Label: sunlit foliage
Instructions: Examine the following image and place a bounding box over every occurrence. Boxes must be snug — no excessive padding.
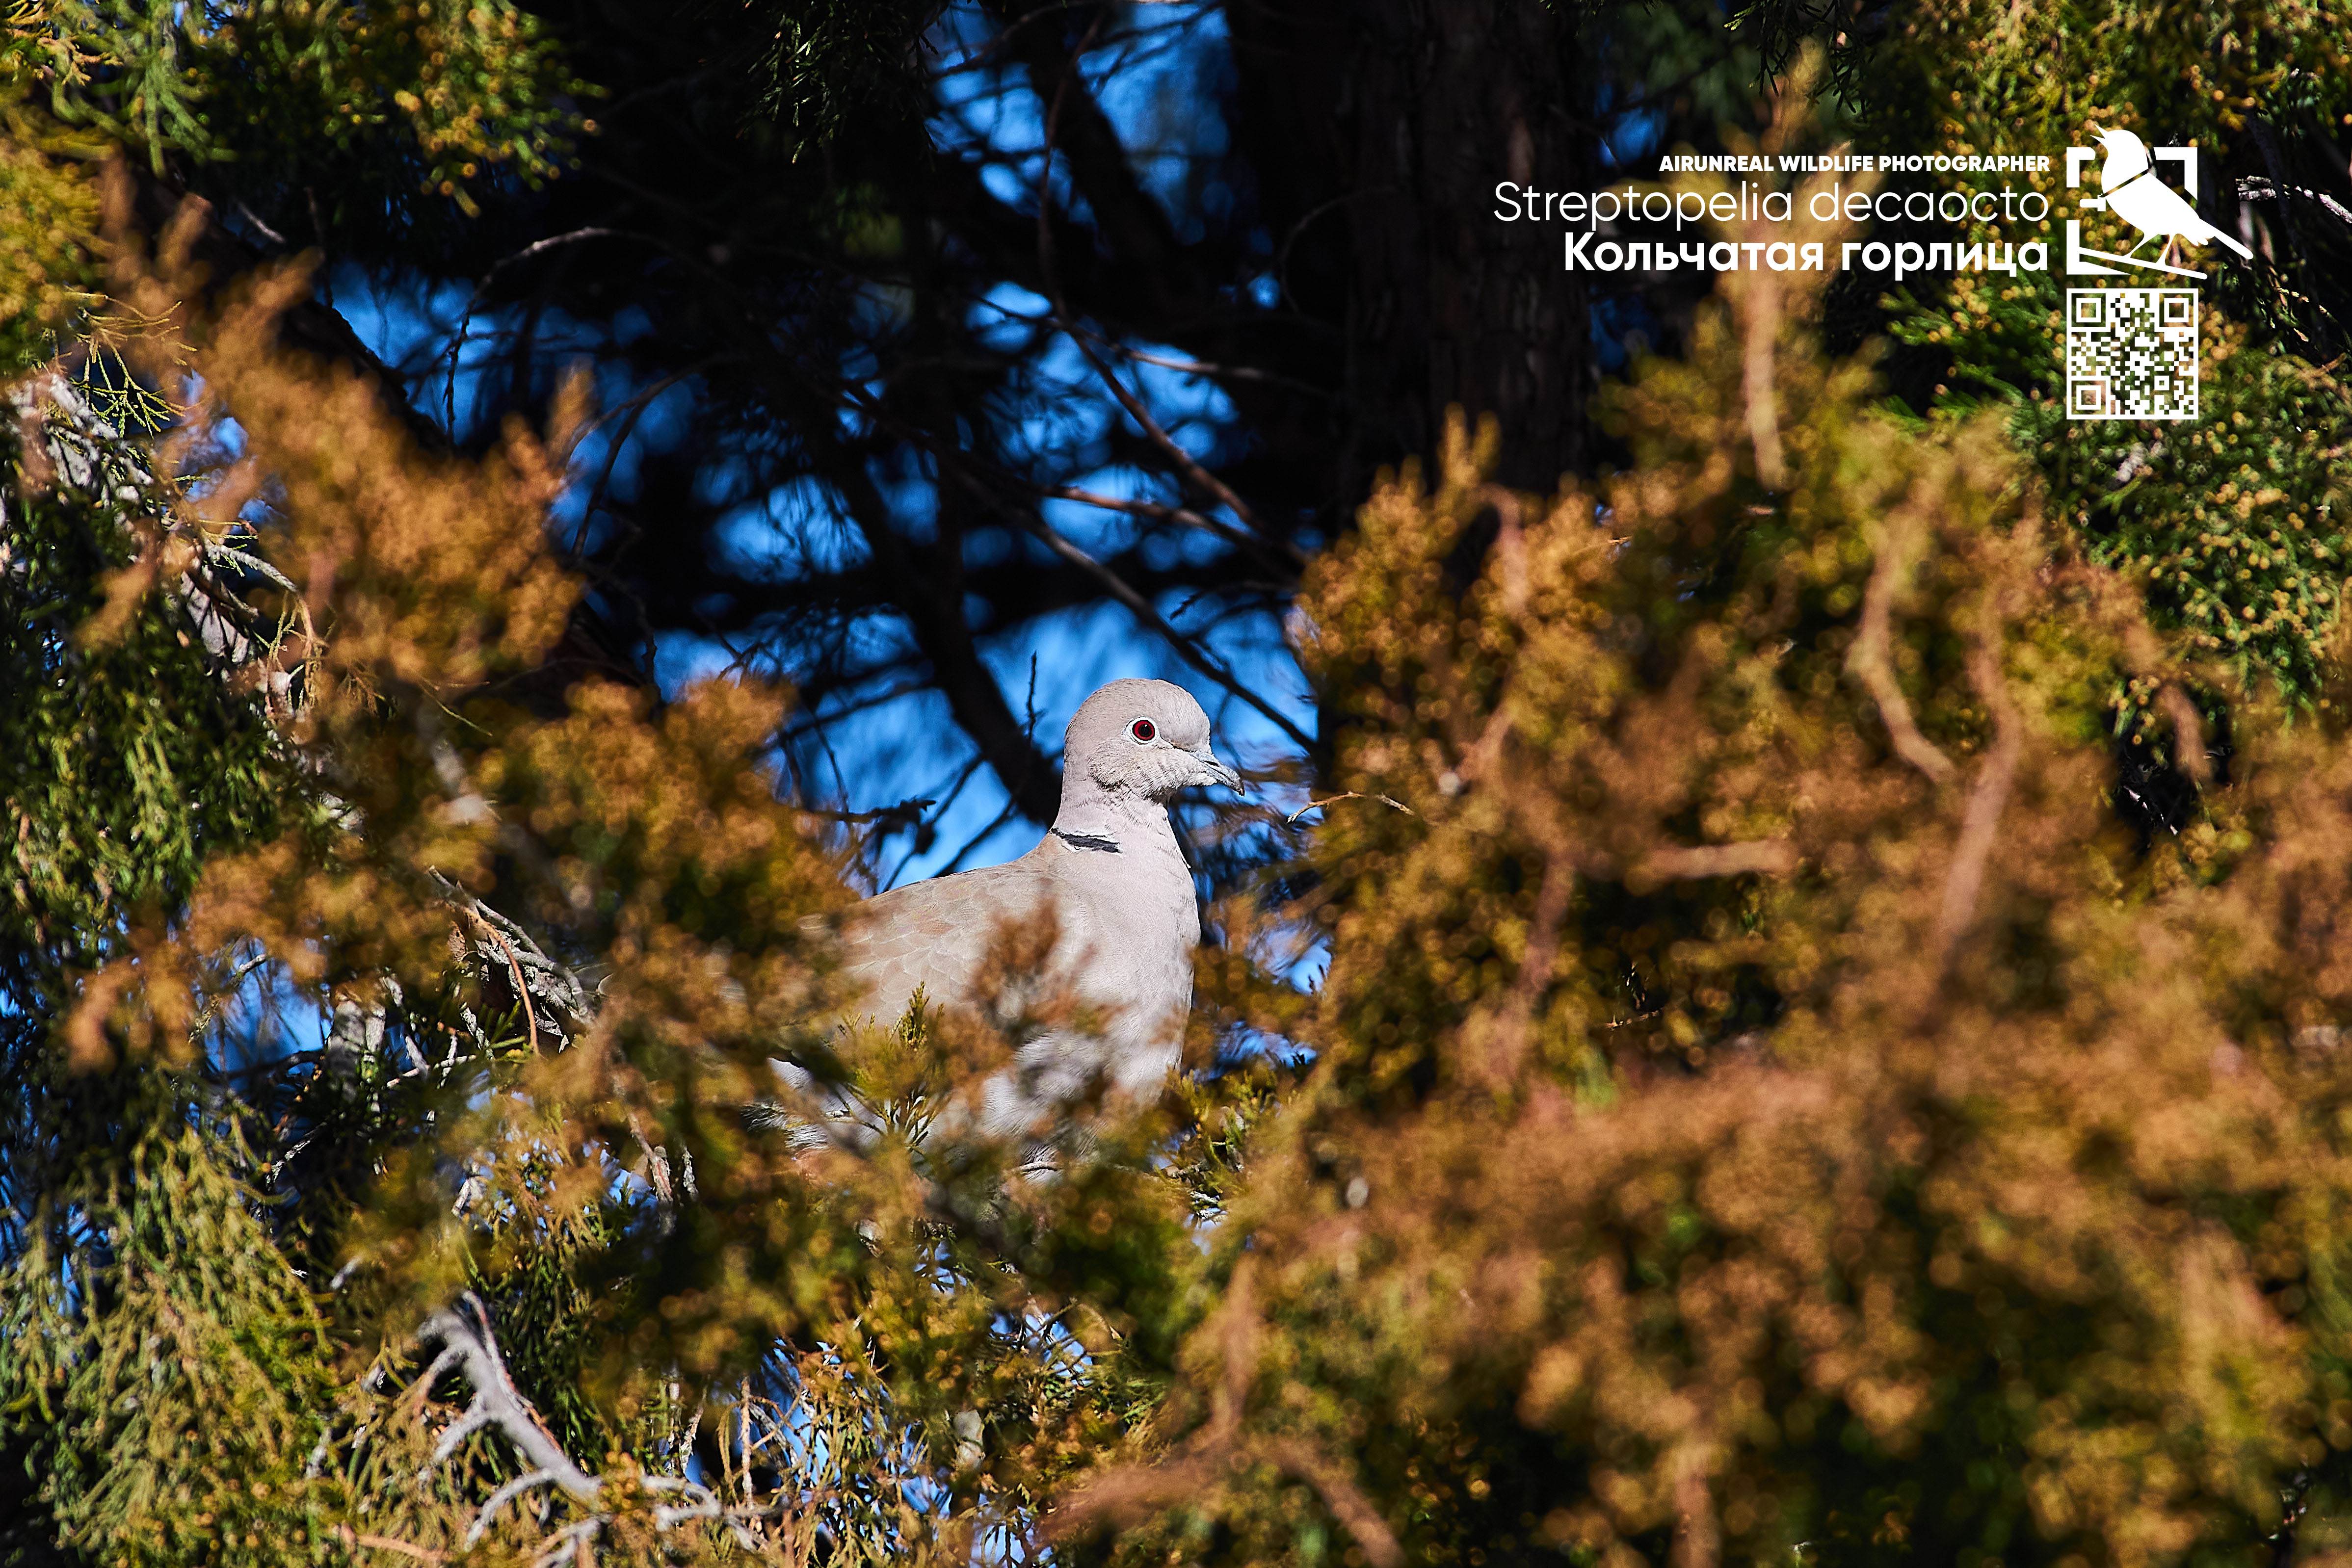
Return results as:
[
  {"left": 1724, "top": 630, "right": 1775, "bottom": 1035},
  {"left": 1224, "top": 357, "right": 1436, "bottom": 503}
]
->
[
  {"left": 7, "top": 1, "right": 2352, "bottom": 1566},
  {"left": 1064, "top": 161, "right": 2352, "bottom": 1568}
]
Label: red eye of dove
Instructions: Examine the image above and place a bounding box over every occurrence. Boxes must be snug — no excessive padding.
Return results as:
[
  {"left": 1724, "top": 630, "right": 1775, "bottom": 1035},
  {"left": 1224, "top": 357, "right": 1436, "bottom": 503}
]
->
[{"left": 1130, "top": 718, "right": 1156, "bottom": 743}]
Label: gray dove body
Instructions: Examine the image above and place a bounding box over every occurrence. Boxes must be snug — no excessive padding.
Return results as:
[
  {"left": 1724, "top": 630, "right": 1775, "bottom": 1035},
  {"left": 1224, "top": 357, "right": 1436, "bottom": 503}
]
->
[{"left": 799, "top": 679, "right": 1237, "bottom": 1143}]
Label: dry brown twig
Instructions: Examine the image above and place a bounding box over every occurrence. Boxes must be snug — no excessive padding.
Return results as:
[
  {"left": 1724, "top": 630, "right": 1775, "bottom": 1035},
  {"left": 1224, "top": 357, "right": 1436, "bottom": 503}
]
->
[
  {"left": 1482, "top": 484, "right": 1532, "bottom": 620},
  {"left": 1848, "top": 498, "right": 1958, "bottom": 785},
  {"left": 1633, "top": 839, "right": 1799, "bottom": 884},
  {"left": 1286, "top": 791, "right": 1416, "bottom": 825},
  {"left": 1669, "top": 1435, "right": 1721, "bottom": 1568},
  {"left": 2156, "top": 681, "right": 2213, "bottom": 785},
  {"left": 336, "top": 1527, "right": 448, "bottom": 1564},
  {"left": 462, "top": 910, "right": 541, "bottom": 1055},
  {"left": 1933, "top": 635, "right": 2023, "bottom": 966},
  {"left": 1741, "top": 266, "right": 1788, "bottom": 490}
]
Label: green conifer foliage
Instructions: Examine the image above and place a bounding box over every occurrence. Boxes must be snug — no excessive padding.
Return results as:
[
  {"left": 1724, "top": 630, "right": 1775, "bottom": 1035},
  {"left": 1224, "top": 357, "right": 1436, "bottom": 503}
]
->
[
  {"left": 4, "top": 1105, "right": 339, "bottom": 1568},
  {"left": 10, "top": 6, "right": 2352, "bottom": 1567},
  {"left": 1887, "top": 246, "right": 2352, "bottom": 745},
  {"left": 0, "top": 138, "right": 96, "bottom": 373},
  {"left": 0, "top": 376, "right": 288, "bottom": 1007},
  {"left": 1869, "top": 0, "right": 2352, "bottom": 736},
  {"left": 5, "top": 184, "right": 1202, "bottom": 1562},
  {"left": 4, "top": 0, "right": 583, "bottom": 200},
  {"left": 0, "top": 239, "right": 320, "bottom": 1568}
]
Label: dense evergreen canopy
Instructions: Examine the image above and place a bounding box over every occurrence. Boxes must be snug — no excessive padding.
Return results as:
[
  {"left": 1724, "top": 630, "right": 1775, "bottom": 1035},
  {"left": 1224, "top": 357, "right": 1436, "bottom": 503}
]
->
[{"left": 8, "top": 1, "right": 2352, "bottom": 1565}]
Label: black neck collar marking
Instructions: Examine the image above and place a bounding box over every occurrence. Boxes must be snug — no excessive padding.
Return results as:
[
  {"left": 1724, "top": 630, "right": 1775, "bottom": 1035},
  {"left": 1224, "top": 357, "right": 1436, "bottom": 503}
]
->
[{"left": 1053, "top": 829, "right": 1121, "bottom": 853}]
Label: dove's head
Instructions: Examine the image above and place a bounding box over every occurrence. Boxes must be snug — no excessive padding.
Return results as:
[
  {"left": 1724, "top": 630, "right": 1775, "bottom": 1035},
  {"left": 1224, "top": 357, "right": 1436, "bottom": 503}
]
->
[{"left": 1062, "top": 678, "right": 1241, "bottom": 805}]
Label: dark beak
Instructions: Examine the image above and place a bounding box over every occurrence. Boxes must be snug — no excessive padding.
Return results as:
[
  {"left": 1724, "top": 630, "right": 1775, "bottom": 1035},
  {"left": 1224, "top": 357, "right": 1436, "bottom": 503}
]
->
[{"left": 1192, "top": 750, "right": 1242, "bottom": 791}]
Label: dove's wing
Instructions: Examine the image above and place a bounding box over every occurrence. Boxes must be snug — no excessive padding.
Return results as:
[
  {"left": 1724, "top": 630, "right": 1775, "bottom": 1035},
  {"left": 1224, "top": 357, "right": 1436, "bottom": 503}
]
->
[
  {"left": 764, "top": 857, "right": 1061, "bottom": 1149},
  {"left": 810, "top": 835, "right": 1198, "bottom": 1142},
  {"left": 833, "top": 856, "right": 1059, "bottom": 1027}
]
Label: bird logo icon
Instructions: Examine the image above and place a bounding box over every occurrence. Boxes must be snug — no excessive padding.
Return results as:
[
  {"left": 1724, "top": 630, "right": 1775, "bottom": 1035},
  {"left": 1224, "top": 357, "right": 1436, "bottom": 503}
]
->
[{"left": 2086, "top": 125, "right": 2252, "bottom": 268}]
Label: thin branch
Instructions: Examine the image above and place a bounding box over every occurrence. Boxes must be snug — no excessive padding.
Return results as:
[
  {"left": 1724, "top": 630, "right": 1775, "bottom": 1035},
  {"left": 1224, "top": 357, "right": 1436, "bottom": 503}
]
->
[
  {"left": 232, "top": 197, "right": 288, "bottom": 247},
  {"left": 1272, "top": 187, "right": 1388, "bottom": 314},
  {"left": 642, "top": 1476, "right": 762, "bottom": 1550},
  {"left": 1633, "top": 839, "right": 1798, "bottom": 884},
  {"left": 813, "top": 435, "right": 1065, "bottom": 823},
  {"left": 1285, "top": 792, "right": 1414, "bottom": 824},
  {"left": 467, "top": 1469, "right": 561, "bottom": 1547},
  {"left": 1062, "top": 328, "right": 1271, "bottom": 545},
  {"left": 1259, "top": 1438, "right": 1406, "bottom": 1568},
  {"left": 928, "top": 792, "right": 1026, "bottom": 880},
  {"left": 1848, "top": 513, "right": 1957, "bottom": 784},
  {"left": 797, "top": 795, "right": 937, "bottom": 825},
  {"left": 473, "top": 915, "right": 541, "bottom": 1055},
  {"left": 444, "top": 228, "right": 629, "bottom": 432},
  {"left": 627, "top": 1111, "right": 674, "bottom": 1205},
  {"left": 878, "top": 757, "right": 987, "bottom": 889},
  {"left": 1512, "top": 846, "right": 1574, "bottom": 1001},
  {"left": 991, "top": 486, "right": 1315, "bottom": 753},
  {"left": 417, "top": 1294, "right": 603, "bottom": 1502},
  {"left": 1027, "top": 15, "right": 1286, "bottom": 562},
  {"left": 2237, "top": 175, "right": 2352, "bottom": 229},
  {"left": 2158, "top": 682, "right": 2213, "bottom": 785},
  {"left": 483, "top": 227, "right": 628, "bottom": 276},
  {"left": 1044, "top": 483, "right": 1300, "bottom": 570},
  {"left": 529, "top": 1519, "right": 604, "bottom": 1568},
  {"left": 1044, "top": 1249, "right": 1399, "bottom": 1566},
  {"left": 1046, "top": 1431, "right": 1401, "bottom": 1567},
  {"left": 1741, "top": 268, "right": 1787, "bottom": 489},
  {"left": 1934, "top": 640, "right": 2022, "bottom": 966},
  {"left": 567, "top": 364, "right": 707, "bottom": 559}
]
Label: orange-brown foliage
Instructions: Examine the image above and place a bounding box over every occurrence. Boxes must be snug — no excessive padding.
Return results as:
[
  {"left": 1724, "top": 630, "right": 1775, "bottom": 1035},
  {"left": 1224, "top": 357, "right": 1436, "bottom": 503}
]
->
[{"left": 1073, "top": 151, "right": 2352, "bottom": 1568}]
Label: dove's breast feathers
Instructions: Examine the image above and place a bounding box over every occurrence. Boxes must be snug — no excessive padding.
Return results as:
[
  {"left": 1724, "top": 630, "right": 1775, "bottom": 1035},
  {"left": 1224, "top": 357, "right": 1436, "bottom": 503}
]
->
[
  {"left": 832, "top": 829, "right": 1200, "bottom": 1098},
  {"left": 788, "top": 677, "right": 1234, "bottom": 1143}
]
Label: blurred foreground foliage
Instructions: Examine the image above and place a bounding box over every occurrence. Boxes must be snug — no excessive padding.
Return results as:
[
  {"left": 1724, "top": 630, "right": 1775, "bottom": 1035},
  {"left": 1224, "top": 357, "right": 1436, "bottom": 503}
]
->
[
  {"left": 1134, "top": 219, "right": 2352, "bottom": 1568},
  {"left": 9, "top": 5, "right": 2352, "bottom": 1568},
  {"left": 4, "top": 181, "right": 1210, "bottom": 1564}
]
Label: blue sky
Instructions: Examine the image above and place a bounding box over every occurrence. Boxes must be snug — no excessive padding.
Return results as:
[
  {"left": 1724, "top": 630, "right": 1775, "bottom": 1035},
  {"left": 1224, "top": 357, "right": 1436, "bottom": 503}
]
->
[
  {"left": 337, "top": 0, "right": 1314, "bottom": 894},
  {"left": 332, "top": 0, "right": 1670, "bottom": 900}
]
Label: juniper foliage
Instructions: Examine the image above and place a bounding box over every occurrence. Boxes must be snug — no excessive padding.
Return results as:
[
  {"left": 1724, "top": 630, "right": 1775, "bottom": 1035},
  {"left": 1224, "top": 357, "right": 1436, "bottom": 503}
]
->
[
  {"left": 1869, "top": 0, "right": 2352, "bottom": 758},
  {"left": 6, "top": 2, "right": 2352, "bottom": 1567}
]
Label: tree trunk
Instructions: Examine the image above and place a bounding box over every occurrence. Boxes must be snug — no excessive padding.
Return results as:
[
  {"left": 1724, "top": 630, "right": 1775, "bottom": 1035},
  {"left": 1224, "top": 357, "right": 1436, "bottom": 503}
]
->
[
  {"left": 1348, "top": 0, "right": 1588, "bottom": 496},
  {"left": 1231, "top": 0, "right": 1590, "bottom": 504}
]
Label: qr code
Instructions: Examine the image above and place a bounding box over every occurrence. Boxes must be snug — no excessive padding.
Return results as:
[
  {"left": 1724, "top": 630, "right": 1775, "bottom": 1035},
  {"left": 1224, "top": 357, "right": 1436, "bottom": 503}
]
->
[{"left": 2066, "top": 288, "right": 2198, "bottom": 420}]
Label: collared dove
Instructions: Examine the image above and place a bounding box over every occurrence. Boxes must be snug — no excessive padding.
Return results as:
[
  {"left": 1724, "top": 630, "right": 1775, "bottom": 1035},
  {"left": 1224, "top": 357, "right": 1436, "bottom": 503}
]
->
[{"left": 781, "top": 678, "right": 1240, "bottom": 1148}]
